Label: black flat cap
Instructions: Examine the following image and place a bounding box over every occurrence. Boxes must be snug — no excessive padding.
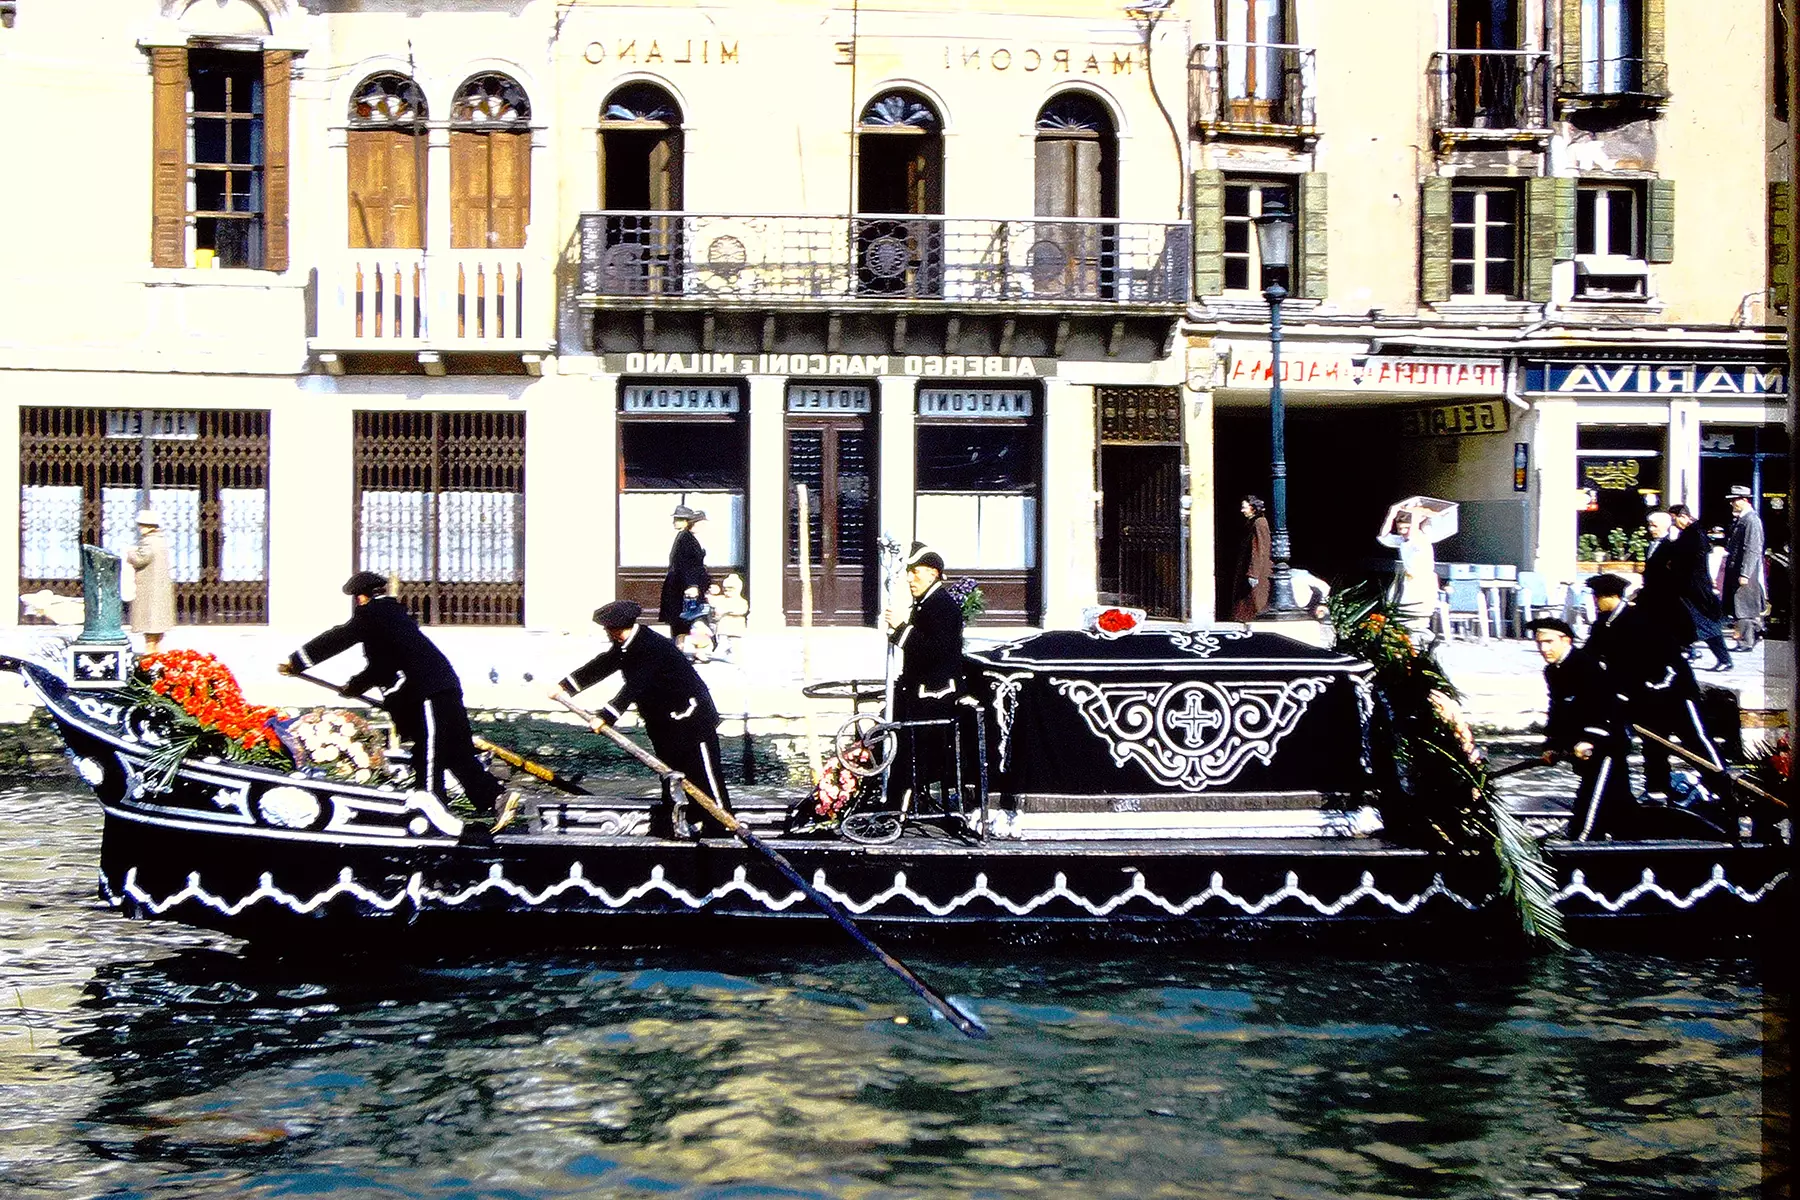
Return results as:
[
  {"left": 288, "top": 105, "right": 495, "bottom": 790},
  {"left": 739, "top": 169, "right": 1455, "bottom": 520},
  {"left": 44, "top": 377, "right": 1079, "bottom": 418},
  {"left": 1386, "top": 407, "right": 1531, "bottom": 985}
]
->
[
  {"left": 1586, "top": 573, "right": 1631, "bottom": 598},
  {"left": 593, "top": 599, "right": 643, "bottom": 628},
  {"left": 906, "top": 541, "right": 945, "bottom": 574},
  {"left": 343, "top": 570, "right": 389, "bottom": 597},
  {"left": 1527, "top": 616, "right": 1575, "bottom": 638}
]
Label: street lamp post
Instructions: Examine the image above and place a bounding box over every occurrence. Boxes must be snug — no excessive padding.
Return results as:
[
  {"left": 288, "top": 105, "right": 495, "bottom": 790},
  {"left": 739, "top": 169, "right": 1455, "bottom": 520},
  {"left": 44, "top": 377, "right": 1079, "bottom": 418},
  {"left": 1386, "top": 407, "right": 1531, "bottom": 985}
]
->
[{"left": 1254, "top": 196, "right": 1307, "bottom": 620}]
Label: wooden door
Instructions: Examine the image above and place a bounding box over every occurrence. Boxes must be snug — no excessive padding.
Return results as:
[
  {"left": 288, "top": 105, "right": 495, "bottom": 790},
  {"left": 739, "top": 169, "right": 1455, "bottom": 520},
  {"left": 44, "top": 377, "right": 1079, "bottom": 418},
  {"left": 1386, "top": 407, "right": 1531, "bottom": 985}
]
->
[
  {"left": 1099, "top": 445, "right": 1182, "bottom": 619},
  {"left": 784, "top": 416, "right": 878, "bottom": 625}
]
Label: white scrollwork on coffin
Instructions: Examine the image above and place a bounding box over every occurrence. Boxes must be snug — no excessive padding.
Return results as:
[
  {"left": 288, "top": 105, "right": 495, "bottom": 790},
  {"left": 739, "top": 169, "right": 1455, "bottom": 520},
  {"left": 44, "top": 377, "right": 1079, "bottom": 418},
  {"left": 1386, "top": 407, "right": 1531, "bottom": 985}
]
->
[
  {"left": 982, "top": 670, "right": 1034, "bottom": 767},
  {"left": 1049, "top": 675, "right": 1332, "bottom": 790},
  {"left": 1165, "top": 628, "right": 1253, "bottom": 658}
]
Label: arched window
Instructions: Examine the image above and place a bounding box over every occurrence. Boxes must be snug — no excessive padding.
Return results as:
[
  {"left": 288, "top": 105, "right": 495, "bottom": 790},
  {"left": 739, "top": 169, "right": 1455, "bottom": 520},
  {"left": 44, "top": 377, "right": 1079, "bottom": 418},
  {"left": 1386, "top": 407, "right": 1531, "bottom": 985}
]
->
[
  {"left": 449, "top": 73, "right": 532, "bottom": 249},
  {"left": 598, "top": 83, "right": 683, "bottom": 211},
  {"left": 856, "top": 90, "right": 942, "bottom": 216},
  {"left": 1033, "top": 93, "right": 1117, "bottom": 300},
  {"left": 346, "top": 73, "right": 426, "bottom": 249}
]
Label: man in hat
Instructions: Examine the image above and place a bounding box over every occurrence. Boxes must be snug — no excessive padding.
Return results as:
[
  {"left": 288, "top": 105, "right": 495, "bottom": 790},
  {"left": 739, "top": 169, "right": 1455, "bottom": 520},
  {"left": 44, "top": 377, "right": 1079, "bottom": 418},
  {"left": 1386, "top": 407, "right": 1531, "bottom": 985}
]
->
[
  {"left": 549, "top": 600, "right": 732, "bottom": 837},
  {"left": 1530, "top": 615, "right": 1633, "bottom": 841},
  {"left": 1581, "top": 573, "right": 1723, "bottom": 803},
  {"left": 125, "top": 510, "right": 175, "bottom": 655},
  {"left": 1722, "top": 485, "right": 1765, "bottom": 651},
  {"left": 661, "top": 504, "right": 712, "bottom": 655},
  {"left": 882, "top": 542, "right": 966, "bottom": 809},
  {"left": 1661, "top": 504, "right": 1733, "bottom": 671},
  {"left": 279, "top": 572, "right": 516, "bottom": 832}
]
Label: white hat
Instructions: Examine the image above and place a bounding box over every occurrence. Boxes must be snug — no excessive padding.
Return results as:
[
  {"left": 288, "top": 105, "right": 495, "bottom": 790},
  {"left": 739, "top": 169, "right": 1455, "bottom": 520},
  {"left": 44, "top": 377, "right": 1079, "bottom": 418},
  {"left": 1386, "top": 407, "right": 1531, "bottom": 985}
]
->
[{"left": 136, "top": 510, "right": 161, "bottom": 528}]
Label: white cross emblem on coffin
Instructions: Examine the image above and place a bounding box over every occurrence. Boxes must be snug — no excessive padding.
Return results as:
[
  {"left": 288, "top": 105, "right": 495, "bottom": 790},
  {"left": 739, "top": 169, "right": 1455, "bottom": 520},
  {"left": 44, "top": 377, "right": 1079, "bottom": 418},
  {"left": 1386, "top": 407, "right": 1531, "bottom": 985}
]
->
[{"left": 1050, "top": 676, "right": 1332, "bottom": 791}]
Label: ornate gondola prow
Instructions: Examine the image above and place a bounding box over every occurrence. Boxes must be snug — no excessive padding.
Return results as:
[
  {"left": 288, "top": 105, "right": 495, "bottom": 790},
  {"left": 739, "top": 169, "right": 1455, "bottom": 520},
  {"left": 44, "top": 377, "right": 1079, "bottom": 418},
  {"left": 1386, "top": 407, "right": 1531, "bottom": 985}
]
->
[{"left": 69, "top": 544, "right": 133, "bottom": 689}]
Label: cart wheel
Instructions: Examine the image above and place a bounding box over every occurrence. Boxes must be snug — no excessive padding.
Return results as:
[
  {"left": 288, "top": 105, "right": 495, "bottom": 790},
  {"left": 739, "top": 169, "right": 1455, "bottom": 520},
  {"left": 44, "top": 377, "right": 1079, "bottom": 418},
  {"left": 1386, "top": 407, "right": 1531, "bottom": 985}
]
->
[
  {"left": 833, "top": 715, "right": 897, "bottom": 778},
  {"left": 840, "top": 809, "right": 905, "bottom": 845}
]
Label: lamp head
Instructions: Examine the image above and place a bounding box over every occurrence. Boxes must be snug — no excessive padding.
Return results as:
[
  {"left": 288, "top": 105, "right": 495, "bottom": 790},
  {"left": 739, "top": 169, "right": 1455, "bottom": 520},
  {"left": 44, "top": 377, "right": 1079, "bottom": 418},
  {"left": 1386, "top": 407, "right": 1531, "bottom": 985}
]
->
[{"left": 1253, "top": 194, "right": 1295, "bottom": 281}]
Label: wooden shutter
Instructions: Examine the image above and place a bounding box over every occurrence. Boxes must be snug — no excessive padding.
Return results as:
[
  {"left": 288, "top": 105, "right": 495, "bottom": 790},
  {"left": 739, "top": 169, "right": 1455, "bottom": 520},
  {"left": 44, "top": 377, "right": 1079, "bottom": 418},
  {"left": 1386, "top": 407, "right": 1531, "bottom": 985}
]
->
[
  {"left": 1771, "top": 181, "right": 1792, "bottom": 311},
  {"left": 1559, "top": 0, "right": 1582, "bottom": 87},
  {"left": 1646, "top": 178, "right": 1675, "bottom": 262},
  {"left": 1420, "top": 177, "right": 1452, "bottom": 304},
  {"left": 449, "top": 130, "right": 487, "bottom": 249},
  {"left": 1553, "top": 176, "right": 1577, "bottom": 260},
  {"left": 347, "top": 130, "right": 423, "bottom": 249},
  {"left": 1192, "top": 168, "right": 1224, "bottom": 298},
  {"left": 262, "top": 51, "right": 291, "bottom": 272},
  {"left": 1034, "top": 138, "right": 1101, "bottom": 219},
  {"left": 151, "top": 47, "right": 188, "bottom": 268},
  {"left": 647, "top": 130, "right": 682, "bottom": 210},
  {"left": 487, "top": 131, "right": 531, "bottom": 249},
  {"left": 1298, "top": 172, "right": 1328, "bottom": 299},
  {"left": 1525, "top": 176, "right": 1560, "bottom": 302},
  {"left": 1642, "top": 0, "right": 1666, "bottom": 81}
]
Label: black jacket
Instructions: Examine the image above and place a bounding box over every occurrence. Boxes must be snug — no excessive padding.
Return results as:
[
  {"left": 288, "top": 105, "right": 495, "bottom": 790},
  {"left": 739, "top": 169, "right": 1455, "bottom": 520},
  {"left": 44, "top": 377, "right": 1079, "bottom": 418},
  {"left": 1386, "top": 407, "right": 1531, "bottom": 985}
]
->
[
  {"left": 1585, "top": 602, "right": 1696, "bottom": 704},
  {"left": 288, "top": 596, "right": 461, "bottom": 702},
  {"left": 891, "top": 582, "right": 964, "bottom": 700},
  {"left": 559, "top": 625, "right": 719, "bottom": 745},
  {"left": 1542, "top": 643, "right": 1624, "bottom": 755},
  {"left": 659, "top": 529, "right": 711, "bottom": 625}
]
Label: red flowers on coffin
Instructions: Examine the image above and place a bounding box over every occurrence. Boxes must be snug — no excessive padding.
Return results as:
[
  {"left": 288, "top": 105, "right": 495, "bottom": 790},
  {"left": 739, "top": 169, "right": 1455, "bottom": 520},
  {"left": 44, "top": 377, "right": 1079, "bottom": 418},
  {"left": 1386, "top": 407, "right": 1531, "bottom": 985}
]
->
[
  {"left": 1096, "top": 608, "right": 1137, "bottom": 634},
  {"left": 139, "top": 649, "right": 284, "bottom": 754}
]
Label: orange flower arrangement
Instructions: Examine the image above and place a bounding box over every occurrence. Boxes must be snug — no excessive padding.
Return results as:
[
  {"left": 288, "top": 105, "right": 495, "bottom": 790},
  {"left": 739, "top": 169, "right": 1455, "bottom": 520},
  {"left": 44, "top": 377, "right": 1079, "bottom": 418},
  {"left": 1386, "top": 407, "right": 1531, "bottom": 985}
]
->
[{"left": 133, "top": 650, "right": 289, "bottom": 770}]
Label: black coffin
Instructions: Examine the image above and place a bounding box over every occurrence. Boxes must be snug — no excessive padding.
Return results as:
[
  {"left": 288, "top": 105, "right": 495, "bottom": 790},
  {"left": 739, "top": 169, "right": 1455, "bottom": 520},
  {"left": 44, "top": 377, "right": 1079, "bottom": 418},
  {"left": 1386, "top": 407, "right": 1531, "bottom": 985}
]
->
[{"left": 965, "top": 628, "right": 1373, "bottom": 800}]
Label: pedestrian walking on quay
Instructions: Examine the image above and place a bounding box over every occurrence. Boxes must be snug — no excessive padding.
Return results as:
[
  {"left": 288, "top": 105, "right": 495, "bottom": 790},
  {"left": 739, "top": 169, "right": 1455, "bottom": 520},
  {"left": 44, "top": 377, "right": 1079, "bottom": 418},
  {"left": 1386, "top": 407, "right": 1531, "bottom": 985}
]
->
[
  {"left": 661, "top": 504, "right": 712, "bottom": 655},
  {"left": 1722, "top": 486, "right": 1766, "bottom": 651},
  {"left": 1379, "top": 504, "right": 1440, "bottom": 645},
  {"left": 1231, "top": 495, "right": 1272, "bottom": 622},
  {"left": 1666, "top": 504, "right": 1733, "bottom": 671},
  {"left": 126, "top": 510, "right": 175, "bottom": 655},
  {"left": 280, "top": 571, "right": 515, "bottom": 832}
]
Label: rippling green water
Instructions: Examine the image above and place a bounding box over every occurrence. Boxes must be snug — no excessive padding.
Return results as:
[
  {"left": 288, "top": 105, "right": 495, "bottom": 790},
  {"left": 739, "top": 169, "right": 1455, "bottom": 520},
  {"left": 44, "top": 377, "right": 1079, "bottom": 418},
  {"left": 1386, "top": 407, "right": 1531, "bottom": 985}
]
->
[{"left": 0, "top": 784, "right": 1781, "bottom": 1199}]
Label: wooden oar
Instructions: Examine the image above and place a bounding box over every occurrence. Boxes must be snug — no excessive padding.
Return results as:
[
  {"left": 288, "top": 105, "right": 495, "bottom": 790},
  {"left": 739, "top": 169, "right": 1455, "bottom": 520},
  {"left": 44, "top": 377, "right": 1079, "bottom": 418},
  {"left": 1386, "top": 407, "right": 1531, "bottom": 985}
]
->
[
  {"left": 1631, "top": 724, "right": 1787, "bottom": 808},
  {"left": 552, "top": 693, "right": 988, "bottom": 1039},
  {"left": 1487, "top": 757, "right": 1554, "bottom": 779},
  {"left": 472, "top": 737, "right": 590, "bottom": 796}
]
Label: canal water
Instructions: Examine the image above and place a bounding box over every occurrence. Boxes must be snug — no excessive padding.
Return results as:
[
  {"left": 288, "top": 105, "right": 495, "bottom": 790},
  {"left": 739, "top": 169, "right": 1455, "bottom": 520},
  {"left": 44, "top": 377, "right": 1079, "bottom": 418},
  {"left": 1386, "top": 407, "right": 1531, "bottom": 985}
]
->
[{"left": 0, "top": 781, "right": 1781, "bottom": 1199}]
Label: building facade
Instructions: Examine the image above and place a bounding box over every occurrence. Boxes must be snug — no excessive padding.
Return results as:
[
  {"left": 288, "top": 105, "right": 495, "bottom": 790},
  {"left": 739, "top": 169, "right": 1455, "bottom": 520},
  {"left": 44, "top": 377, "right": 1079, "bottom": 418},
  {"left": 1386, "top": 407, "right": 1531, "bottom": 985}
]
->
[{"left": 0, "top": 1, "right": 1786, "bottom": 637}]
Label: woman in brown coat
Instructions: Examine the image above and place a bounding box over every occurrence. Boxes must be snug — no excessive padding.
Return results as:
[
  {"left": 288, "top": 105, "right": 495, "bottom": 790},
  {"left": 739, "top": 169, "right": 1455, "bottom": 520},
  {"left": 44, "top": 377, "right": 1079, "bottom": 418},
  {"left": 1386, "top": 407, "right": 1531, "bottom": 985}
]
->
[
  {"left": 1231, "top": 495, "right": 1273, "bottom": 621},
  {"left": 126, "top": 510, "right": 175, "bottom": 653}
]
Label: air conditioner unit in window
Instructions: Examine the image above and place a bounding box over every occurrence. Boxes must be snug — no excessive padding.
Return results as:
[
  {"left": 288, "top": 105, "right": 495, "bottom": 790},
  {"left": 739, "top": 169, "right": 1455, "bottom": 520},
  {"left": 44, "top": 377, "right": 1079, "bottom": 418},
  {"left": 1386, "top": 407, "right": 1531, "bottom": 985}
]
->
[{"left": 1574, "top": 254, "right": 1650, "bottom": 301}]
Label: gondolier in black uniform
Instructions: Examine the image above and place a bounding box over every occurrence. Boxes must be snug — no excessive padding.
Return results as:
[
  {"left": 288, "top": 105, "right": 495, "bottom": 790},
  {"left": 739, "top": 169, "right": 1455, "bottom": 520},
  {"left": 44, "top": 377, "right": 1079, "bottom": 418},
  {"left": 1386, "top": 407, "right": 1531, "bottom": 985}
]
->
[
  {"left": 1582, "top": 573, "right": 1725, "bottom": 804},
  {"left": 549, "top": 600, "right": 732, "bottom": 837},
  {"left": 883, "top": 543, "right": 966, "bottom": 809},
  {"left": 279, "top": 572, "right": 516, "bottom": 831},
  {"left": 1529, "top": 616, "right": 1633, "bottom": 841}
]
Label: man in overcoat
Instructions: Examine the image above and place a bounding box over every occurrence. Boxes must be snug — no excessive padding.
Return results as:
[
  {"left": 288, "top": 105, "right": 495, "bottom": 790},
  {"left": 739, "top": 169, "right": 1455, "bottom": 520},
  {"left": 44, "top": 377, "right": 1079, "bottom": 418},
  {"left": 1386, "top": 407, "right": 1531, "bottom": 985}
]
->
[
  {"left": 1531, "top": 616, "right": 1633, "bottom": 841},
  {"left": 550, "top": 600, "right": 732, "bottom": 837},
  {"left": 883, "top": 543, "right": 966, "bottom": 809},
  {"left": 1722, "top": 486, "right": 1766, "bottom": 650},
  {"left": 280, "top": 572, "right": 515, "bottom": 831},
  {"left": 1666, "top": 504, "right": 1733, "bottom": 671},
  {"left": 126, "top": 510, "right": 175, "bottom": 654}
]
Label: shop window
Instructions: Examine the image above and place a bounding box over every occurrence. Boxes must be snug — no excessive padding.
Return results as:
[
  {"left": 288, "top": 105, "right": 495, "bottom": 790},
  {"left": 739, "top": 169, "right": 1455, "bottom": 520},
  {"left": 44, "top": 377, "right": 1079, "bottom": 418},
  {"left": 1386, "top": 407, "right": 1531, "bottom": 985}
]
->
[
  {"left": 1194, "top": 170, "right": 1327, "bottom": 298},
  {"left": 151, "top": 46, "right": 291, "bottom": 270},
  {"left": 914, "top": 388, "right": 1039, "bottom": 573},
  {"left": 346, "top": 73, "right": 426, "bottom": 249},
  {"left": 616, "top": 384, "right": 747, "bottom": 573},
  {"left": 1575, "top": 425, "right": 1663, "bottom": 557},
  {"left": 449, "top": 74, "right": 531, "bottom": 250},
  {"left": 353, "top": 411, "right": 524, "bottom": 626}
]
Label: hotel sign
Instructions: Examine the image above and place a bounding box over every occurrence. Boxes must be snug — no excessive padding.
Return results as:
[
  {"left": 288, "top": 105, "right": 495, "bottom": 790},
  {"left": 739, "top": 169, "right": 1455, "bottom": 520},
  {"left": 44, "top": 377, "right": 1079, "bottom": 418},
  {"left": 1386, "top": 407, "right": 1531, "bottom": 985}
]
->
[
  {"left": 621, "top": 384, "right": 740, "bottom": 413},
  {"left": 1220, "top": 348, "right": 1505, "bottom": 394},
  {"left": 605, "top": 352, "right": 1055, "bottom": 378},
  {"left": 918, "top": 388, "right": 1034, "bottom": 417},
  {"left": 1525, "top": 361, "right": 1787, "bottom": 396}
]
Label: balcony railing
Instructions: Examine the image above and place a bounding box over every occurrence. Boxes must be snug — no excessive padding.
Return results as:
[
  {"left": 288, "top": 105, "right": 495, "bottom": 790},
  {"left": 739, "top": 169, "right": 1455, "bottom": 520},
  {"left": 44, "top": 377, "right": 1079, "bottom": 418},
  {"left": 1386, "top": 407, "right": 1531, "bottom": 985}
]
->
[
  {"left": 1555, "top": 57, "right": 1669, "bottom": 101},
  {"left": 575, "top": 213, "right": 1190, "bottom": 306},
  {"left": 1189, "top": 41, "right": 1317, "bottom": 133},
  {"left": 1430, "top": 49, "right": 1552, "bottom": 134},
  {"left": 314, "top": 251, "right": 549, "bottom": 349}
]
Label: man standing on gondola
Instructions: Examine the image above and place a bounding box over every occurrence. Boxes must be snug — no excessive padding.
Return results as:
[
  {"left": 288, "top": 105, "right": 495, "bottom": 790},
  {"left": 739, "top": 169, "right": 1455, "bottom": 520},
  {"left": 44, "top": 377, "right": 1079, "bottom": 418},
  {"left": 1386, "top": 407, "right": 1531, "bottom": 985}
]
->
[
  {"left": 548, "top": 600, "right": 732, "bottom": 837},
  {"left": 279, "top": 572, "right": 516, "bottom": 833},
  {"left": 883, "top": 542, "right": 965, "bottom": 809},
  {"left": 1529, "top": 616, "right": 1633, "bottom": 841}
]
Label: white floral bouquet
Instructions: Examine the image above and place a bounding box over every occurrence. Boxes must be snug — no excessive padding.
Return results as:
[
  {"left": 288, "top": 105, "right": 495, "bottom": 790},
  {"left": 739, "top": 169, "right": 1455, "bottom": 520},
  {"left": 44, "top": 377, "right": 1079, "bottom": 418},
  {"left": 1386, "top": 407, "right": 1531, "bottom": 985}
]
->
[{"left": 276, "top": 708, "right": 387, "bottom": 785}]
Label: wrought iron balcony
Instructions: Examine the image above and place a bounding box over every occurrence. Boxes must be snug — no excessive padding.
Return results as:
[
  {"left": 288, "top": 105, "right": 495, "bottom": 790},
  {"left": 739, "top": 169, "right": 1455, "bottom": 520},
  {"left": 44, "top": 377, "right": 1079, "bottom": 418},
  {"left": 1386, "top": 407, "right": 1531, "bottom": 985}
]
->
[
  {"left": 1189, "top": 41, "right": 1317, "bottom": 136},
  {"left": 311, "top": 250, "right": 554, "bottom": 358},
  {"left": 1555, "top": 57, "right": 1670, "bottom": 104},
  {"left": 1430, "top": 49, "right": 1552, "bottom": 138},
  {"left": 575, "top": 212, "right": 1190, "bottom": 308}
]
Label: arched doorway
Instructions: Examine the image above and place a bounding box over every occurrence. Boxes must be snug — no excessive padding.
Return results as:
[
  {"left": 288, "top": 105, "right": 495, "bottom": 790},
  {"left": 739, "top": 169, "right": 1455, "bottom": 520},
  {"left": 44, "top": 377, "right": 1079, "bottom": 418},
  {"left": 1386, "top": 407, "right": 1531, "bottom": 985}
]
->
[
  {"left": 1033, "top": 91, "right": 1117, "bottom": 299},
  {"left": 855, "top": 90, "right": 943, "bottom": 297},
  {"left": 597, "top": 82, "right": 684, "bottom": 294}
]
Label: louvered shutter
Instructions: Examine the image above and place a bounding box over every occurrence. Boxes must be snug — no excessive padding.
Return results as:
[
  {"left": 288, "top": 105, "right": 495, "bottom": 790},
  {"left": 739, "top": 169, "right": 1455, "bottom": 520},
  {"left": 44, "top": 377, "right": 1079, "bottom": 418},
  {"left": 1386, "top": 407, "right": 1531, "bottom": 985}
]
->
[
  {"left": 151, "top": 47, "right": 188, "bottom": 268},
  {"left": 487, "top": 131, "right": 531, "bottom": 249},
  {"left": 1559, "top": 0, "right": 1582, "bottom": 91},
  {"left": 1771, "top": 181, "right": 1792, "bottom": 311},
  {"left": 1525, "top": 176, "right": 1560, "bottom": 302},
  {"left": 348, "top": 130, "right": 424, "bottom": 249},
  {"left": 647, "top": 130, "right": 682, "bottom": 210},
  {"left": 1192, "top": 169, "right": 1224, "bottom": 298},
  {"left": 449, "top": 131, "right": 487, "bottom": 249},
  {"left": 262, "top": 51, "right": 291, "bottom": 272},
  {"left": 1646, "top": 178, "right": 1675, "bottom": 263},
  {"left": 1642, "top": 0, "right": 1666, "bottom": 89},
  {"left": 1299, "top": 172, "right": 1327, "bottom": 300},
  {"left": 1553, "top": 177, "right": 1576, "bottom": 260},
  {"left": 1420, "top": 177, "right": 1452, "bottom": 304}
]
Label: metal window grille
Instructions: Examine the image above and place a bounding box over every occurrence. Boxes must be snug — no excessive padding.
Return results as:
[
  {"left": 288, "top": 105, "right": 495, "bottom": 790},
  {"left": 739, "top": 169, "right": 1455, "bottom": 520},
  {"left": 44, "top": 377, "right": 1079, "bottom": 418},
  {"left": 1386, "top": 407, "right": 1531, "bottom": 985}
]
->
[
  {"left": 352, "top": 411, "right": 525, "bottom": 625},
  {"left": 18, "top": 407, "right": 270, "bottom": 623}
]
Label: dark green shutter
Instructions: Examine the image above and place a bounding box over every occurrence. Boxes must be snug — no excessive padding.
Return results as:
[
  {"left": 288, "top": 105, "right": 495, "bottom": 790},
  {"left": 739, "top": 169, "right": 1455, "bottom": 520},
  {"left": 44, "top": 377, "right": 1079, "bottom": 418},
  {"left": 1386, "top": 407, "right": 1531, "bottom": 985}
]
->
[
  {"left": 1559, "top": 0, "right": 1582, "bottom": 92},
  {"left": 1420, "top": 177, "right": 1452, "bottom": 304},
  {"left": 1646, "top": 179, "right": 1675, "bottom": 263},
  {"left": 1526, "top": 177, "right": 1560, "bottom": 302},
  {"left": 1643, "top": 0, "right": 1666, "bottom": 87},
  {"left": 1299, "top": 172, "right": 1328, "bottom": 300},
  {"left": 1772, "top": 181, "right": 1793, "bottom": 311},
  {"left": 1554, "top": 177, "right": 1576, "bottom": 260},
  {"left": 1192, "top": 168, "right": 1224, "bottom": 298}
]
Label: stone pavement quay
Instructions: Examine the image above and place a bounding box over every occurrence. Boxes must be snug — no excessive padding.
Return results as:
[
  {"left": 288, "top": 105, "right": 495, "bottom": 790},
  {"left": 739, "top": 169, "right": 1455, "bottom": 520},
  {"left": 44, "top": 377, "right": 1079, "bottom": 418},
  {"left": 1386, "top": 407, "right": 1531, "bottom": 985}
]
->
[{"left": 0, "top": 622, "right": 1788, "bottom": 743}]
